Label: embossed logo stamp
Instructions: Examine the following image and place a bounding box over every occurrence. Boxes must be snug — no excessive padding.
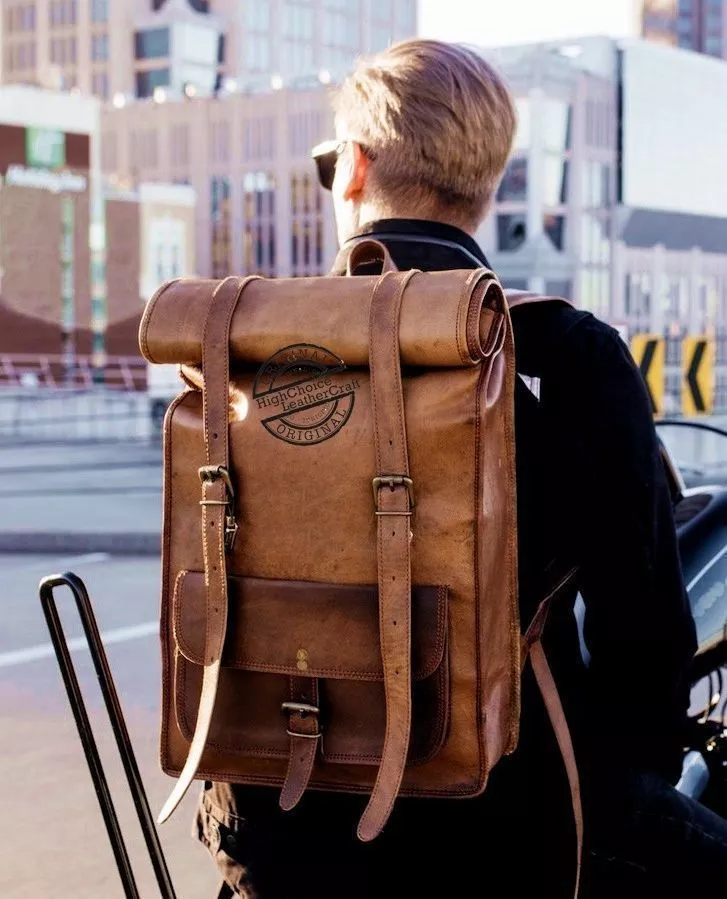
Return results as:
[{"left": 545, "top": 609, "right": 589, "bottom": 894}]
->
[{"left": 252, "top": 344, "right": 359, "bottom": 445}]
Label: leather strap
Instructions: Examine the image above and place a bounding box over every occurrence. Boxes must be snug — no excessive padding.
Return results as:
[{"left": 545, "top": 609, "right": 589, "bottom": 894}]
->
[
  {"left": 529, "top": 642, "right": 583, "bottom": 899},
  {"left": 521, "top": 565, "right": 582, "bottom": 899},
  {"left": 357, "top": 269, "right": 418, "bottom": 842},
  {"left": 158, "top": 276, "right": 256, "bottom": 824},
  {"left": 279, "top": 677, "right": 321, "bottom": 811}
]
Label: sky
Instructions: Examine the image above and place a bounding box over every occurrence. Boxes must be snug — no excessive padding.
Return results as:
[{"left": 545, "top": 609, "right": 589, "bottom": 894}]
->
[{"left": 419, "top": 0, "right": 640, "bottom": 47}]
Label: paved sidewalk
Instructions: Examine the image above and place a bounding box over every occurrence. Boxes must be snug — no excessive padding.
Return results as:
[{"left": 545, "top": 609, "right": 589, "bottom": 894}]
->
[{"left": 0, "top": 442, "right": 163, "bottom": 554}]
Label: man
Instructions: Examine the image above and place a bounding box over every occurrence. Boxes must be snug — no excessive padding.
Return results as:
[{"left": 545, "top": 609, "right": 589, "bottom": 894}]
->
[{"left": 195, "top": 39, "right": 727, "bottom": 897}]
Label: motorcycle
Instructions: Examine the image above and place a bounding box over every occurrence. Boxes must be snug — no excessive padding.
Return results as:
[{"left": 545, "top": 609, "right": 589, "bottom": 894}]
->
[{"left": 657, "top": 420, "right": 727, "bottom": 810}]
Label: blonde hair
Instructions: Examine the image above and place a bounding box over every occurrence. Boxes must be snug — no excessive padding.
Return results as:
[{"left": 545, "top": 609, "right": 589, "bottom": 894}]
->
[{"left": 332, "top": 39, "right": 517, "bottom": 228}]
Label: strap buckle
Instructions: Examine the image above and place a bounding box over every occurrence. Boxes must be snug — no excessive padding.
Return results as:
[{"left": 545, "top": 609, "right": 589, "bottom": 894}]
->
[
  {"left": 198, "top": 465, "right": 239, "bottom": 550},
  {"left": 281, "top": 702, "right": 322, "bottom": 739},
  {"left": 372, "top": 475, "right": 415, "bottom": 513}
]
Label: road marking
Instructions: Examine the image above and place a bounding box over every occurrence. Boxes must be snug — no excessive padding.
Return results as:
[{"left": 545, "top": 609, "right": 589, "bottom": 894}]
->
[
  {"left": 687, "top": 543, "right": 727, "bottom": 593},
  {"left": 55, "top": 552, "right": 111, "bottom": 567},
  {"left": 0, "top": 621, "right": 158, "bottom": 669}
]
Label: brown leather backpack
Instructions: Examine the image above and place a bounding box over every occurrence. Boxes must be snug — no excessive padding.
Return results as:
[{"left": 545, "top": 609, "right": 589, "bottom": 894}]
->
[{"left": 139, "top": 240, "right": 581, "bottom": 885}]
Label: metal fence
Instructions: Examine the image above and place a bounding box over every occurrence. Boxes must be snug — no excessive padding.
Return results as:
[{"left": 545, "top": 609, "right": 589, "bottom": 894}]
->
[{"left": 0, "top": 354, "right": 147, "bottom": 392}]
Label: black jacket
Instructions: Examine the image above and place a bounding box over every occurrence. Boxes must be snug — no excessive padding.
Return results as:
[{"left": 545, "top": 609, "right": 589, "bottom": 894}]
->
[
  {"left": 331, "top": 218, "right": 696, "bottom": 781},
  {"left": 199, "top": 219, "right": 697, "bottom": 898}
]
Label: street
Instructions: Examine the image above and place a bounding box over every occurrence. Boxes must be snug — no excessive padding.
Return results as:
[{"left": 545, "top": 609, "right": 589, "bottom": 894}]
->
[{"left": 0, "top": 553, "right": 219, "bottom": 898}]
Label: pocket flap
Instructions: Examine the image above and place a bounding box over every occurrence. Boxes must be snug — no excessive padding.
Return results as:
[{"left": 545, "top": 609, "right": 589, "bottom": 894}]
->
[{"left": 173, "top": 572, "right": 448, "bottom": 682}]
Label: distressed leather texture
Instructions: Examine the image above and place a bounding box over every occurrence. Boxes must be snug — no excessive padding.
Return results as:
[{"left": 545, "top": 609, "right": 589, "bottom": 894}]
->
[{"left": 140, "top": 239, "right": 579, "bottom": 855}]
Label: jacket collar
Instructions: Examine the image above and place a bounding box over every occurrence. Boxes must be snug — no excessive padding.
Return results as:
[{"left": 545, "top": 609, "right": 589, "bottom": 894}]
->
[{"left": 332, "top": 218, "right": 491, "bottom": 273}]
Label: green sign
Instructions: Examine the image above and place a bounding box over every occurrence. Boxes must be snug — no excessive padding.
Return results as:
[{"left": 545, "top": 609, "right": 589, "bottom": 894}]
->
[{"left": 26, "top": 127, "right": 65, "bottom": 169}]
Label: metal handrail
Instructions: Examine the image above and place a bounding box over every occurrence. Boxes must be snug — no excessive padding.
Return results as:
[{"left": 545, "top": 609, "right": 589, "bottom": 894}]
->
[{"left": 39, "top": 573, "right": 176, "bottom": 899}]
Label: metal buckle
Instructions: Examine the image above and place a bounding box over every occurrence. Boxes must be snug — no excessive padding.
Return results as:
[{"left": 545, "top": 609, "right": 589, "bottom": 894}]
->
[
  {"left": 198, "top": 465, "right": 238, "bottom": 550},
  {"left": 371, "top": 475, "right": 415, "bottom": 512},
  {"left": 281, "top": 702, "right": 321, "bottom": 739},
  {"left": 199, "top": 465, "right": 235, "bottom": 498}
]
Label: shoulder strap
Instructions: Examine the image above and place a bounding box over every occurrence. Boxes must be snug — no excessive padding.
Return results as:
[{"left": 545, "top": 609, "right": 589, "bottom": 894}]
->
[
  {"left": 157, "top": 275, "right": 258, "bottom": 824},
  {"left": 521, "top": 567, "right": 583, "bottom": 899},
  {"left": 357, "top": 268, "right": 418, "bottom": 842}
]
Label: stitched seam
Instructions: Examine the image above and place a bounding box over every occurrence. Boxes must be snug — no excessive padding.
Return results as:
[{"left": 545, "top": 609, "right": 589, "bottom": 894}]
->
[
  {"left": 177, "top": 767, "right": 482, "bottom": 798},
  {"left": 455, "top": 270, "right": 480, "bottom": 366},
  {"left": 174, "top": 574, "right": 448, "bottom": 678},
  {"left": 474, "top": 363, "right": 488, "bottom": 783},
  {"left": 176, "top": 656, "right": 289, "bottom": 757},
  {"left": 375, "top": 268, "right": 416, "bottom": 830},
  {"left": 464, "top": 270, "right": 485, "bottom": 364},
  {"left": 139, "top": 278, "right": 179, "bottom": 363},
  {"left": 159, "top": 389, "right": 191, "bottom": 774},
  {"left": 503, "top": 324, "right": 521, "bottom": 751},
  {"left": 171, "top": 569, "right": 188, "bottom": 656}
]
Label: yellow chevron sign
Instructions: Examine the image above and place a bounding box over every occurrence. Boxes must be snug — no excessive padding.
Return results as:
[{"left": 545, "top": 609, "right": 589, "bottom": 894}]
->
[
  {"left": 630, "top": 335, "right": 665, "bottom": 417},
  {"left": 682, "top": 337, "right": 715, "bottom": 416}
]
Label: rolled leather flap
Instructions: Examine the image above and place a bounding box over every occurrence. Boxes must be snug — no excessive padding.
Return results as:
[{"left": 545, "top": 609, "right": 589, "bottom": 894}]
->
[
  {"left": 173, "top": 571, "right": 448, "bottom": 682},
  {"left": 139, "top": 270, "right": 507, "bottom": 369}
]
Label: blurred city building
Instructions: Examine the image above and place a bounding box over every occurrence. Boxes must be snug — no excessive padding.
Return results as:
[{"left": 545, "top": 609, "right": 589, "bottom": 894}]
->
[
  {"left": 481, "top": 36, "right": 727, "bottom": 413},
  {"left": 0, "top": 0, "right": 416, "bottom": 102},
  {"left": 642, "top": 0, "right": 726, "bottom": 58},
  {"left": 103, "top": 85, "right": 335, "bottom": 281},
  {"left": 0, "top": 83, "right": 195, "bottom": 387}
]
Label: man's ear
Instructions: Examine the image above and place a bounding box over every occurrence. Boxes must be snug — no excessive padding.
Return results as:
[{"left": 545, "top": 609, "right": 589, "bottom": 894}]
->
[{"left": 342, "top": 143, "right": 370, "bottom": 202}]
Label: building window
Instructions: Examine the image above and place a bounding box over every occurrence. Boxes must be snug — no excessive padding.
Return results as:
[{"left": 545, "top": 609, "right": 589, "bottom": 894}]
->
[
  {"left": 246, "top": 0, "right": 271, "bottom": 30},
  {"left": 543, "top": 99, "right": 572, "bottom": 152},
  {"left": 91, "top": 32, "right": 109, "bottom": 61},
  {"left": 290, "top": 171, "right": 324, "bottom": 276},
  {"left": 497, "top": 214, "right": 527, "bottom": 252},
  {"left": 243, "top": 171, "right": 276, "bottom": 276},
  {"left": 544, "top": 214, "right": 565, "bottom": 251},
  {"left": 543, "top": 157, "right": 569, "bottom": 206},
  {"left": 580, "top": 214, "right": 610, "bottom": 266},
  {"left": 582, "top": 161, "right": 611, "bottom": 208},
  {"left": 247, "top": 33, "right": 271, "bottom": 72},
  {"left": 170, "top": 124, "right": 190, "bottom": 166},
  {"left": 92, "top": 70, "right": 109, "bottom": 99},
  {"left": 705, "top": 34, "right": 723, "bottom": 54},
  {"left": 513, "top": 98, "right": 530, "bottom": 150},
  {"left": 130, "top": 129, "right": 158, "bottom": 170},
  {"left": 243, "top": 116, "right": 276, "bottom": 161},
  {"left": 288, "top": 110, "right": 325, "bottom": 158},
  {"left": 283, "top": 2, "right": 315, "bottom": 41},
  {"left": 135, "top": 28, "right": 170, "bottom": 60},
  {"left": 91, "top": 0, "right": 108, "bottom": 23},
  {"left": 211, "top": 176, "right": 232, "bottom": 279},
  {"left": 135, "top": 67, "right": 170, "bottom": 98},
  {"left": 22, "top": 3, "right": 36, "bottom": 31},
  {"left": 210, "top": 121, "right": 231, "bottom": 165},
  {"left": 496, "top": 157, "right": 527, "bottom": 203}
]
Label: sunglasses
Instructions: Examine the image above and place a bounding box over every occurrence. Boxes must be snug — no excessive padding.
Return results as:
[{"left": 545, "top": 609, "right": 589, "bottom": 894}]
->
[{"left": 311, "top": 139, "right": 375, "bottom": 191}]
